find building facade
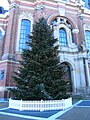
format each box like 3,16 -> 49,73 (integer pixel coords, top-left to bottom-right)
0,0 -> 90,99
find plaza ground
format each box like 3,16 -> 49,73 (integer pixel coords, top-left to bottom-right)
0,99 -> 90,120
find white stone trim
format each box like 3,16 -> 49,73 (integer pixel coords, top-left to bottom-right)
72,29 -> 79,34
48,13 -> 78,30
0,12 -> 9,19
53,0 -> 69,3
50,16 -> 79,51
0,86 -> 14,91
83,7 -> 90,15
53,23 -> 74,48
0,27 -> 5,36
84,24 -> 90,31
85,59 -> 90,86
58,8 -> 65,16
0,87 -> 5,91
0,59 -> 19,64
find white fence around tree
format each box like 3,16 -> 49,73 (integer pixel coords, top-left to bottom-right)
9,97 -> 72,111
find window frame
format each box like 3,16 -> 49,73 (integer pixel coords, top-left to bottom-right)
19,19 -> 31,52
85,30 -> 90,56
51,17 -> 75,48
0,70 -> 5,80
59,28 -> 68,46
53,23 -> 73,47
16,13 -> 33,52
0,30 -> 2,40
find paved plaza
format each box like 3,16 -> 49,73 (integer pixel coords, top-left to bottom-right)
0,100 -> 90,120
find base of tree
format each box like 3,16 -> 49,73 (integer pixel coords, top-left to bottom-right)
8,97 -> 72,111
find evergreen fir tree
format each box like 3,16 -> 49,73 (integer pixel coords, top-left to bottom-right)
10,18 -> 71,100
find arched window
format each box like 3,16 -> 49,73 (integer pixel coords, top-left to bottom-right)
85,30 -> 90,55
51,17 -> 75,47
19,19 -> 31,52
0,30 -> 2,40
61,62 -> 72,92
59,28 -> 67,46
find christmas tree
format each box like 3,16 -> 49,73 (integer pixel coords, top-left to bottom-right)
10,18 -> 70,100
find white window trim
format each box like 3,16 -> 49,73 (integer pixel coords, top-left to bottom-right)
54,0 -> 69,2
54,24 -> 73,48
0,27 -> 5,36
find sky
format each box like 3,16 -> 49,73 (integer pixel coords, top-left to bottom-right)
0,0 -> 9,10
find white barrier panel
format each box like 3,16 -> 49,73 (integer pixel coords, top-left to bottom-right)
9,97 -> 72,111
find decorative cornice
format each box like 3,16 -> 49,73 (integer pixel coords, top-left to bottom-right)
84,24 -> 90,30
19,11 -> 33,21
0,12 -> 9,19
72,29 -> 79,34
9,2 -> 19,10
35,4 -> 45,11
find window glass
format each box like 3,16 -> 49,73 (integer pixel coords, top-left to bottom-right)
0,30 -> 2,40
85,30 -> 90,56
59,28 -> 67,46
82,0 -> 90,9
19,19 -> 31,52
0,7 -> 4,14
51,19 -> 57,25
0,70 -> 5,80
72,32 -> 74,43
